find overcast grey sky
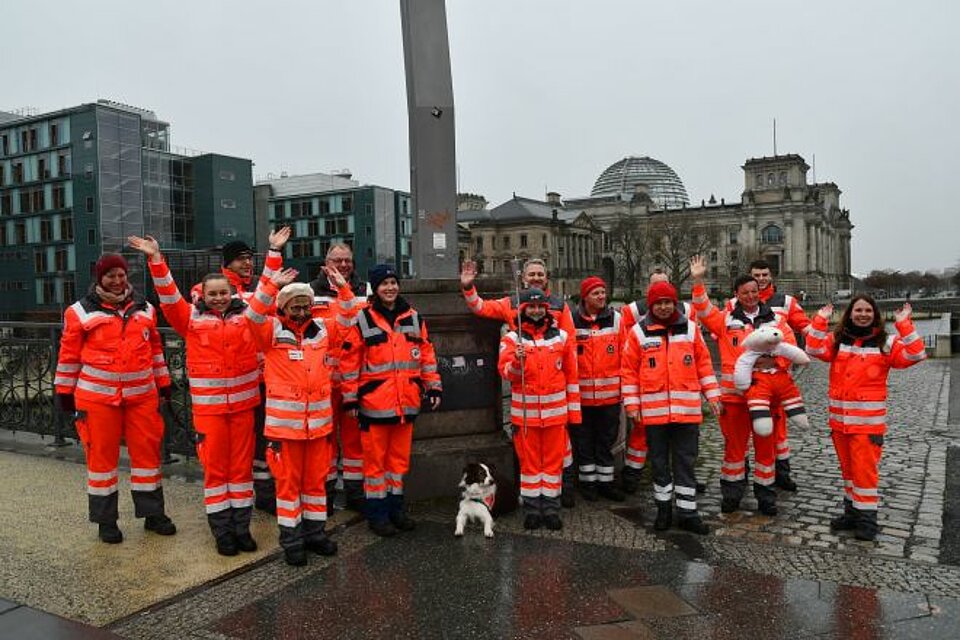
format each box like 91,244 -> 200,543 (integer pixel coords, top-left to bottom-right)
3,0 -> 957,274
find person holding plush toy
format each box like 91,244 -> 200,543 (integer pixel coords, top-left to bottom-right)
690,255 -> 800,517
805,296 -> 926,541
733,325 -> 811,438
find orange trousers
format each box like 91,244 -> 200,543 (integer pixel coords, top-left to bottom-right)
75,398 -> 165,522
266,436 -> 332,530
831,431 -> 883,511
718,401 -> 777,501
194,411 -> 255,514
514,424 -> 565,515
625,418 -> 648,471
361,421 -> 414,499
329,393 -> 364,485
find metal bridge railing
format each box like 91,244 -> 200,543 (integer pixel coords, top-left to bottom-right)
0,321 -> 195,456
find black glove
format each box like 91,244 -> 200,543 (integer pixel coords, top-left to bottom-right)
427,389 -> 442,401
159,386 -> 173,403
55,393 -> 75,414
568,422 -> 582,429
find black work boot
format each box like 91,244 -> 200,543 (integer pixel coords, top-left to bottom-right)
543,514 -> 563,531
388,494 -> 416,532
678,515 -> 710,535
144,514 -> 177,536
236,532 -> 258,552
284,546 -> 308,566
561,491 -> 575,509
654,501 -> 672,531
305,535 -> 338,556
758,498 -> 778,516
215,533 -> 239,557
854,510 -> 879,542
598,483 -> 626,502
721,498 -> 740,514
621,469 -> 641,495
774,474 -> 798,492
98,522 -> 123,544
523,513 -> 542,530
369,520 -> 398,537
580,484 -> 599,502
831,501 -> 859,532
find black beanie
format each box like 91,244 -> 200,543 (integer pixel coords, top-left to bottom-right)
368,263 -> 398,291
222,240 -> 254,266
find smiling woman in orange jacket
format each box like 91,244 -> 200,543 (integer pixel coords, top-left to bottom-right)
499,288 -> 581,532
805,296 -> 926,541
129,231 -> 290,556
55,252 -> 176,544
340,264 -> 442,537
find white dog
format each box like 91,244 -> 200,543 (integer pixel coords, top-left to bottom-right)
455,462 -> 497,538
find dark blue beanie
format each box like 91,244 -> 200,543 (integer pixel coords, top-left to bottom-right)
368,263 -> 398,291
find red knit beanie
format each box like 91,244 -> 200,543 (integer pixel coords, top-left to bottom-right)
646,281 -> 678,308
95,253 -> 129,283
580,276 -> 606,299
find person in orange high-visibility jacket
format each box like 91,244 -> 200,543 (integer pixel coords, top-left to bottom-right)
499,288 -> 581,531
190,238 -> 285,515
618,270 -> 697,495
690,255 -> 798,517
460,257 -> 578,507
340,264 -> 442,537
621,281 -> 721,534
724,259 -> 811,492
131,234 -> 266,556
55,253 -> 176,544
571,277 -> 625,503
806,296 -> 926,541
244,256 -> 354,566
309,243 -> 367,512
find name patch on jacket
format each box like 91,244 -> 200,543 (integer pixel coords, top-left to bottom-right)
641,338 -> 662,350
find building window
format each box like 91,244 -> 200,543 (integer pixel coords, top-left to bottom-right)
342,196 -> 353,212
13,162 -> 23,184
767,173 -> 775,185
63,277 -> 75,302
272,203 -> 284,219
50,123 -> 59,146
541,234 -> 547,248
778,171 -> 787,185
88,229 -> 96,245
55,248 -> 68,271
760,224 -> 783,245
474,237 -> 482,253
58,153 -> 69,176
307,219 -> 320,236
35,250 -> 48,272
728,229 -> 738,245
319,199 -> 330,215
52,185 -> 66,209
220,199 -> 236,209
38,157 -> 48,179
219,170 -> 235,181
756,174 -> 764,188
60,217 -> 73,241
40,218 -> 53,242
502,235 -> 511,249
520,234 -> 527,248
366,225 -> 372,236
85,197 -> 94,213
0,193 -> 11,216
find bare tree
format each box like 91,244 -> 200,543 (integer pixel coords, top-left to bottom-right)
609,213 -> 652,300
649,215 -> 720,289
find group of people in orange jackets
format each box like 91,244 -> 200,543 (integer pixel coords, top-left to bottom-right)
462,254 -> 925,541
59,228 -> 441,566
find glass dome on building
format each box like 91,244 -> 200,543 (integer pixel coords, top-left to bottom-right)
591,156 -> 690,208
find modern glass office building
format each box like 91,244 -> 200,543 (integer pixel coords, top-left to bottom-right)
255,172 -> 413,283
0,100 -> 253,319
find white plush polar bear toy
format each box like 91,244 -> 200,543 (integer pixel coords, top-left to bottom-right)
733,325 -> 811,436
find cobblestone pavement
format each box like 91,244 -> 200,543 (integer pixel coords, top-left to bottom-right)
696,359 -> 954,563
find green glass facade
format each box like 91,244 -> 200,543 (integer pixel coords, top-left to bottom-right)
0,101 -> 253,319
261,181 -> 413,283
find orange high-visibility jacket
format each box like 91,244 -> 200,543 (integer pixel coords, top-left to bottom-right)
310,273 -> 365,388
149,259 -> 260,415
56,293 -> 170,406
725,286 -> 810,336
619,300 -> 695,336
462,284 -> 575,336
245,279 -> 354,440
621,314 -> 719,424
572,304 -> 622,406
189,250 -> 283,308
805,314 -> 926,435
692,282 -> 796,402
498,318 -> 581,428
339,298 -> 441,426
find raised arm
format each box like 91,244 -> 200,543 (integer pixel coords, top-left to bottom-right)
804,305 -> 836,362
129,235 -> 192,336
460,259 -> 515,324
689,255 -> 724,335
245,267 -> 299,349
888,303 -> 927,368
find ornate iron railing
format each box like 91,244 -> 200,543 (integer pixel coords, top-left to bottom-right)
0,322 -> 196,456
